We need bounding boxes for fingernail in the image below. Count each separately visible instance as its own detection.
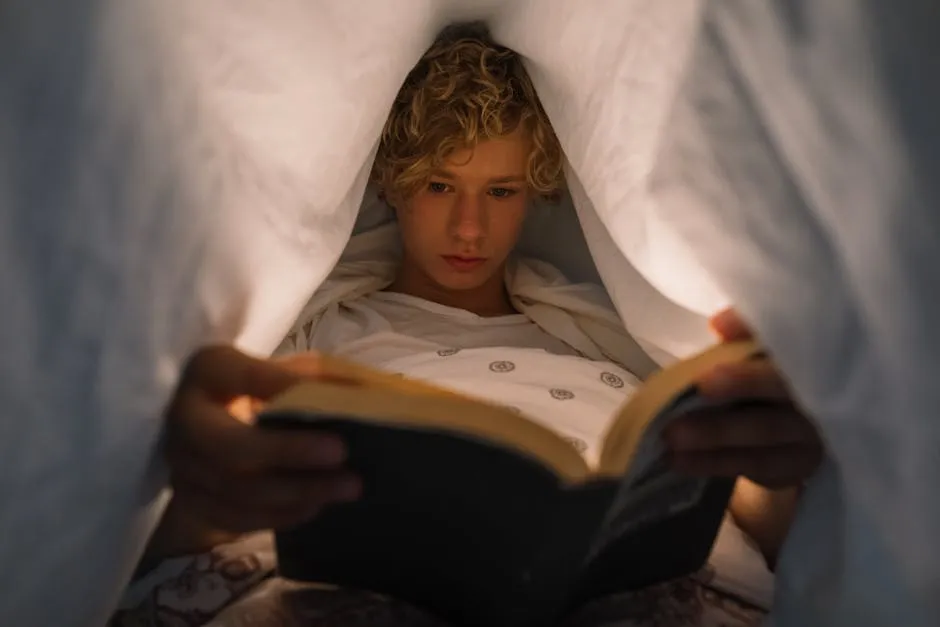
[709,308,736,331]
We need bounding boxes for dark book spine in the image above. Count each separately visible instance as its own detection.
[507,481,618,626]
[572,477,735,604]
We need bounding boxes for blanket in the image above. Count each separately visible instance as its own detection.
[111,533,766,627]
[650,1,940,624]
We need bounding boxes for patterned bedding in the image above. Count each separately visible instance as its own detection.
[110,533,765,627]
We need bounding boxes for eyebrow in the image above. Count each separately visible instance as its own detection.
[431,169,526,184]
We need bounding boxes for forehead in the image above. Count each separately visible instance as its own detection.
[441,130,531,179]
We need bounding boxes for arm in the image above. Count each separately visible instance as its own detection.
[729,477,801,571]
[665,309,822,570]
[138,497,243,569]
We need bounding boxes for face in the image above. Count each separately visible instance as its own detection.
[395,130,531,293]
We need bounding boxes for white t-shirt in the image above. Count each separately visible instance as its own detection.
[312,291,583,365]
[310,291,642,465]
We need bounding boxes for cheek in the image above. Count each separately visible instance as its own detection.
[491,201,528,249]
[398,201,446,253]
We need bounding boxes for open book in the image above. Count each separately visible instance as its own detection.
[257,339,760,627]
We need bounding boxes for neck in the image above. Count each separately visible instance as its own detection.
[388,259,516,317]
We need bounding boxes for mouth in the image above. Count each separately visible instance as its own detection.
[441,255,487,271]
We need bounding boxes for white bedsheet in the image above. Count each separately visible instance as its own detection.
[1,1,936,625]
[651,2,940,625]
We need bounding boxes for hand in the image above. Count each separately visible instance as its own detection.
[164,346,362,535]
[664,309,823,489]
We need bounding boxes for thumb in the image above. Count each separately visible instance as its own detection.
[709,308,754,342]
[183,345,303,403]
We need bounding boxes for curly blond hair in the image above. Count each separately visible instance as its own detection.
[372,25,565,205]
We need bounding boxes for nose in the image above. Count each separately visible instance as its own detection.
[450,192,486,244]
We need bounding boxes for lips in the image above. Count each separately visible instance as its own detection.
[442,255,487,271]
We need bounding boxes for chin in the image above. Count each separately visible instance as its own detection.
[431,270,492,291]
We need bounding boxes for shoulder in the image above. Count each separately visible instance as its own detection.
[307,295,394,352]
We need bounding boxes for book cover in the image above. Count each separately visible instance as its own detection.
[257,341,757,626]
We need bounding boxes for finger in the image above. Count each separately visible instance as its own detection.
[709,308,754,342]
[670,444,823,488]
[183,345,304,403]
[697,359,792,401]
[168,389,348,473]
[168,449,361,511]
[276,352,366,387]
[664,406,817,452]
[275,352,332,379]
[171,485,332,534]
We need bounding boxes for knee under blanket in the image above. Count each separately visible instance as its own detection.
[1,1,938,626]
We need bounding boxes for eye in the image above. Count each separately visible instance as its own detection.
[428,181,451,194]
[489,187,519,199]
